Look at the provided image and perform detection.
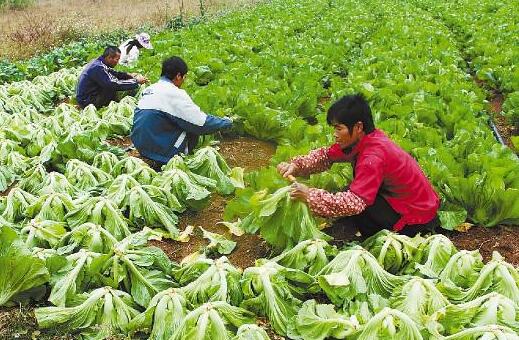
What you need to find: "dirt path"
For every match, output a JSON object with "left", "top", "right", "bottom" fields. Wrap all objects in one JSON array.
[{"left": 146, "top": 135, "right": 277, "bottom": 269}]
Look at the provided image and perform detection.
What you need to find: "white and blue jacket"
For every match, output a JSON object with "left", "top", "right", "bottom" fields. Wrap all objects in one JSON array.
[{"left": 131, "top": 77, "right": 232, "bottom": 164}]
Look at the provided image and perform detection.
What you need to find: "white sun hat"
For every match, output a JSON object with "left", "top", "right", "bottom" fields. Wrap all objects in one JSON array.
[{"left": 136, "top": 33, "right": 153, "bottom": 49}]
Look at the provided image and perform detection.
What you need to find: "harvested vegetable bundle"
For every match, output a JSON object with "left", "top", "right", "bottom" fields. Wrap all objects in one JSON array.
[
  {"left": 48, "top": 249, "right": 101, "bottom": 307},
  {"left": 18, "top": 164, "right": 47, "bottom": 194},
  {"left": 126, "top": 185, "right": 182, "bottom": 238},
  {"left": 38, "top": 172, "right": 78, "bottom": 196},
  {"left": 0, "top": 165, "right": 15, "bottom": 193},
  {"left": 65, "top": 159, "right": 113, "bottom": 191},
  {"left": 170, "top": 301, "right": 255, "bottom": 340},
  {"left": 186, "top": 146, "right": 243, "bottom": 195},
  {"left": 92, "top": 151, "right": 119, "bottom": 174},
  {"left": 426, "top": 292, "right": 519, "bottom": 336},
  {"left": 153, "top": 166, "right": 215, "bottom": 210},
  {"left": 241, "top": 261, "right": 315, "bottom": 336},
  {"left": 66, "top": 196, "right": 131, "bottom": 240},
  {"left": 404, "top": 234, "right": 458, "bottom": 278},
  {"left": 26, "top": 192, "right": 75, "bottom": 221},
  {"left": 270, "top": 238, "right": 337, "bottom": 276},
  {"left": 389, "top": 277, "right": 449, "bottom": 325},
  {"left": 127, "top": 288, "right": 190, "bottom": 340},
  {"left": 317, "top": 247, "right": 407, "bottom": 306},
  {"left": 362, "top": 230, "right": 422, "bottom": 274},
  {"left": 1, "top": 187, "right": 36, "bottom": 222},
  {"left": 91, "top": 230, "right": 174, "bottom": 307},
  {"left": 438, "top": 249, "right": 484, "bottom": 289},
  {"left": 240, "top": 186, "right": 331, "bottom": 252},
  {"left": 35, "top": 286, "right": 140, "bottom": 338},
  {"left": 288, "top": 299, "right": 360, "bottom": 340},
  {"left": 57, "top": 223, "right": 118, "bottom": 254},
  {"left": 356, "top": 307, "right": 423, "bottom": 339},
  {"left": 174, "top": 256, "right": 242, "bottom": 306},
  {"left": 20, "top": 219, "right": 67, "bottom": 248},
  {"left": 438, "top": 252, "right": 519, "bottom": 304}
]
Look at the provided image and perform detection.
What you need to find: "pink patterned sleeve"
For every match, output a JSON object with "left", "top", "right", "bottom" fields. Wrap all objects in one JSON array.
[
  {"left": 291, "top": 147, "right": 333, "bottom": 177},
  {"left": 307, "top": 188, "right": 367, "bottom": 218}
]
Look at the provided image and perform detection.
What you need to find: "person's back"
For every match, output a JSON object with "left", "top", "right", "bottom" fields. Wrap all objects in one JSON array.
[
  {"left": 131, "top": 56, "right": 232, "bottom": 168},
  {"left": 119, "top": 33, "right": 153, "bottom": 67}
]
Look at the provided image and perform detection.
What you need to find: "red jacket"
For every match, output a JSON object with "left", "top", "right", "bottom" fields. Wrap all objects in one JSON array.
[{"left": 326, "top": 129, "right": 440, "bottom": 231}]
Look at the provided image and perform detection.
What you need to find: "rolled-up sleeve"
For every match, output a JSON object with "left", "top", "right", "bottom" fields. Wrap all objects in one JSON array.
[
  {"left": 290, "top": 147, "right": 333, "bottom": 177},
  {"left": 307, "top": 189, "right": 367, "bottom": 217}
]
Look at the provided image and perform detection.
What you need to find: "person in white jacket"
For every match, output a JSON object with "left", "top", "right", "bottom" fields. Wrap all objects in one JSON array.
[{"left": 118, "top": 33, "right": 153, "bottom": 66}]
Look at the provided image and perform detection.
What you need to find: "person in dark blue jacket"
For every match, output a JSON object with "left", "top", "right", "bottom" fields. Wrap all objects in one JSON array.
[
  {"left": 76, "top": 46, "right": 148, "bottom": 109},
  {"left": 131, "top": 56, "right": 232, "bottom": 169}
]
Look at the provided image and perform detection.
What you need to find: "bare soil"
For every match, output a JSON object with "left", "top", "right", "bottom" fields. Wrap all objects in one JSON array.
[
  {"left": 147, "top": 135, "right": 276, "bottom": 269},
  {"left": 325, "top": 221, "right": 519, "bottom": 266},
  {"left": 472, "top": 77, "right": 517, "bottom": 151}
]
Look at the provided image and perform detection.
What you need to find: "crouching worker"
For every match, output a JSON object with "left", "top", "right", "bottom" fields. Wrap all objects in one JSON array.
[
  {"left": 278, "top": 94, "right": 440, "bottom": 237},
  {"left": 131, "top": 56, "right": 232, "bottom": 170},
  {"left": 76, "top": 46, "right": 148, "bottom": 109}
]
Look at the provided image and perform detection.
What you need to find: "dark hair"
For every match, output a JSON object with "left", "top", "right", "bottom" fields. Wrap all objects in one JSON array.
[
  {"left": 161, "top": 56, "right": 188, "bottom": 80},
  {"left": 326, "top": 94, "right": 375, "bottom": 134},
  {"left": 102, "top": 46, "right": 121, "bottom": 58}
]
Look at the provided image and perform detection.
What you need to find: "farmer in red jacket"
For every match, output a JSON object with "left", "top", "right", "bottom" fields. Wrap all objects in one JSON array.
[{"left": 278, "top": 94, "right": 440, "bottom": 237}]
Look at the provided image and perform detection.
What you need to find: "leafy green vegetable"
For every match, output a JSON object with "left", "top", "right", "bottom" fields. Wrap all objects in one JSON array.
[
  {"left": 175, "top": 256, "right": 242, "bottom": 306},
  {"left": 20, "top": 219, "right": 67, "bottom": 248},
  {"left": 17, "top": 164, "right": 47, "bottom": 194},
  {"left": 317, "top": 247, "right": 406, "bottom": 306},
  {"left": 241, "top": 261, "right": 314, "bottom": 336},
  {"left": 426, "top": 292, "right": 519, "bottom": 336},
  {"left": 126, "top": 185, "right": 181, "bottom": 238},
  {"left": 240, "top": 186, "right": 331, "bottom": 252},
  {"left": 270, "top": 238, "right": 337, "bottom": 276},
  {"left": 356, "top": 307, "right": 423, "bottom": 339},
  {"left": 153, "top": 167, "right": 215, "bottom": 210},
  {"left": 26, "top": 192, "right": 75, "bottom": 221},
  {"left": 66, "top": 196, "right": 132, "bottom": 240},
  {"left": 438, "top": 250, "right": 484, "bottom": 289},
  {"left": 92, "top": 151, "right": 120, "bottom": 174},
  {"left": 48, "top": 249, "right": 100, "bottom": 307},
  {"left": 405, "top": 234, "right": 458, "bottom": 278},
  {"left": 91, "top": 230, "right": 174, "bottom": 307},
  {"left": 65, "top": 159, "right": 113, "bottom": 191},
  {"left": 1, "top": 187, "right": 36, "bottom": 222},
  {"left": 127, "top": 288, "right": 190, "bottom": 340},
  {"left": 35, "top": 286, "right": 140, "bottom": 337},
  {"left": 0, "top": 165, "right": 15, "bottom": 193},
  {"left": 200, "top": 227, "right": 237, "bottom": 255},
  {"left": 233, "top": 324, "right": 270, "bottom": 340},
  {"left": 390, "top": 277, "right": 449, "bottom": 325},
  {"left": 0, "top": 225, "right": 49, "bottom": 306},
  {"left": 438, "top": 252, "right": 519, "bottom": 304},
  {"left": 186, "top": 146, "right": 237, "bottom": 195},
  {"left": 363, "top": 230, "right": 422, "bottom": 274},
  {"left": 57, "top": 223, "right": 118, "bottom": 254},
  {"left": 38, "top": 172, "right": 78, "bottom": 196},
  {"left": 288, "top": 299, "right": 360, "bottom": 340},
  {"left": 170, "top": 301, "right": 255, "bottom": 340}
]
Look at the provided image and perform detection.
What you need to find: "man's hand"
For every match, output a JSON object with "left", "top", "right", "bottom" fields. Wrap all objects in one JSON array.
[
  {"left": 290, "top": 182, "right": 310, "bottom": 202},
  {"left": 134, "top": 74, "right": 149, "bottom": 84},
  {"left": 277, "top": 162, "right": 297, "bottom": 179}
]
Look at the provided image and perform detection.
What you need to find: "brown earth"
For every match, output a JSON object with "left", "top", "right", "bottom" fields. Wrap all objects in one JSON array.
[
  {"left": 147, "top": 135, "right": 276, "bottom": 269},
  {"left": 472, "top": 77, "right": 517, "bottom": 151},
  {"left": 324, "top": 221, "right": 519, "bottom": 266}
]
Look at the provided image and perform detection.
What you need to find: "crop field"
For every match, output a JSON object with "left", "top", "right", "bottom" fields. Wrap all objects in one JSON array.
[{"left": 0, "top": 0, "right": 518, "bottom": 339}]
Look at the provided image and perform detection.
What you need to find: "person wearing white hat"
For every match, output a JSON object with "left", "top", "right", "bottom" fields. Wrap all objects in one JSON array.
[{"left": 118, "top": 32, "right": 153, "bottom": 66}]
